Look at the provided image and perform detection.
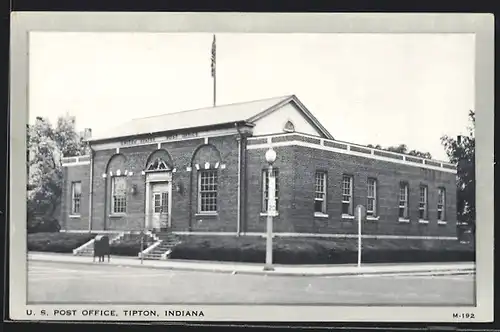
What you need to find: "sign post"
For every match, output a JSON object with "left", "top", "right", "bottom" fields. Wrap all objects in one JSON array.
[
  {"left": 354, "top": 205, "right": 366, "bottom": 268},
  {"left": 140, "top": 230, "right": 144, "bottom": 265}
]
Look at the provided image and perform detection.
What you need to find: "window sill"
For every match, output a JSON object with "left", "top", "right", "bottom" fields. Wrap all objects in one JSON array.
[
  {"left": 437, "top": 220, "right": 447, "bottom": 225},
  {"left": 418, "top": 219, "right": 429, "bottom": 224},
  {"left": 195, "top": 212, "right": 218, "bottom": 218},
  {"left": 260, "top": 212, "right": 279, "bottom": 217},
  {"left": 398, "top": 218, "right": 410, "bottom": 223},
  {"left": 342, "top": 214, "right": 355, "bottom": 220},
  {"left": 366, "top": 216, "right": 379, "bottom": 221},
  {"left": 314, "top": 212, "right": 329, "bottom": 218},
  {"left": 109, "top": 214, "right": 127, "bottom": 218},
  {"left": 69, "top": 215, "right": 81, "bottom": 219}
]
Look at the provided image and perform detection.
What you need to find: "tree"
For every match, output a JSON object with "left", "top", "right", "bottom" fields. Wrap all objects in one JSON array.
[
  {"left": 386, "top": 144, "right": 408, "bottom": 154},
  {"left": 407, "top": 150, "right": 433, "bottom": 159},
  {"left": 27, "top": 114, "right": 87, "bottom": 232},
  {"left": 441, "top": 110, "right": 475, "bottom": 228},
  {"left": 367, "top": 143, "right": 432, "bottom": 159}
]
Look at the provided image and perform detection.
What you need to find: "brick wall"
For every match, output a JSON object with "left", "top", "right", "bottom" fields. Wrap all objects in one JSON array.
[
  {"left": 63, "top": 131, "right": 457, "bottom": 238},
  {"left": 61, "top": 164, "right": 90, "bottom": 230},
  {"left": 244, "top": 144, "right": 457, "bottom": 237},
  {"left": 189, "top": 135, "right": 240, "bottom": 232},
  {"left": 64, "top": 134, "right": 241, "bottom": 232},
  {"left": 245, "top": 146, "right": 296, "bottom": 233}
]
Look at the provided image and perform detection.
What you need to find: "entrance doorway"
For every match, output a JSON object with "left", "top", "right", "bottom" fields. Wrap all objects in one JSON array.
[
  {"left": 151, "top": 182, "right": 170, "bottom": 230},
  {"left": 145, "top": 171, "right": 172, "bottom": 231}
]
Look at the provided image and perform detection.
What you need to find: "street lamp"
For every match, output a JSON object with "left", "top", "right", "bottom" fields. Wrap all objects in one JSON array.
[{"left": 264, "top": 147, "right": 277, "bottom": 271}]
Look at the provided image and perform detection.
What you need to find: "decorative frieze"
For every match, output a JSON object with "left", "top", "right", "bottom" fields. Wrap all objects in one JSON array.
[{"left": 247, "top": 133, "right": 457, "bottom": 173}]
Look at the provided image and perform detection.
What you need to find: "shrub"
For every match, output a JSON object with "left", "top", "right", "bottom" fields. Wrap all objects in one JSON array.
[
  {"left": 110, "top": 234, "right": 155, "bottom": 256},
  {"left": 28, "top": 232, "right": 94, "bottom": 253},
  {"left": 169, "top": 236, "right": 475, "bottom": 264},
  {"left": 27, "top": 215, "right": 61, "bottom": 234},
  {"left": 28, "top": 232, "right": 475, "bottom": 263},
  {"left": 28, "top": 231, "right": 158, "bottom": 256}
]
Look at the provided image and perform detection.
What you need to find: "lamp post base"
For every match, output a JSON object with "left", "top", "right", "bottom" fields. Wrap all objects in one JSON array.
[{"left": 263, "top": 265, "right": 275, "bottom": 271}]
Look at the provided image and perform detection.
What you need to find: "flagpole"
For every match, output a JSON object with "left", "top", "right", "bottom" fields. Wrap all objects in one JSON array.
[
  {"left": 211, "top": 34, "right": 217, "bottom": 107},
  {"left": 213, "top": 66, "right": 216, "bottom": 107}
]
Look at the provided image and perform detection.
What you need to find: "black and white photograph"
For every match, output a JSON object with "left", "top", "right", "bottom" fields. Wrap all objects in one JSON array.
[{"left": 9, "top": 12, "right": 494, "bottom": 322}]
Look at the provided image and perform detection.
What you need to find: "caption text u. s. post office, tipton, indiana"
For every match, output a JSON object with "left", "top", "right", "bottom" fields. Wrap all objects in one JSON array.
[{"left": 60, "top": 95, "right": 458, "bottom": 243}]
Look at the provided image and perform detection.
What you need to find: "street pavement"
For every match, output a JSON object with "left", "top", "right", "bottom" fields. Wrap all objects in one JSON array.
[{"left": 28, "top": 260, "right": 475, "bottom": 305}]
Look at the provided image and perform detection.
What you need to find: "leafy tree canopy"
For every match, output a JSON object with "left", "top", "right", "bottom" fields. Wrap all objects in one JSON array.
[
  {"left": 441, "top": 110, "right": 475, "bottom": 227},
  {"left": 27, "top": 114, "right": 87, "bottom": 232},
  {"left": 366, "top": 143, "right": 433, "bottom": 159}
]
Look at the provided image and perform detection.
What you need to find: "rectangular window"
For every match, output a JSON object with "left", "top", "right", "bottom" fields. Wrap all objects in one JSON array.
[
  {"left": 154, "top": 192, "right": 169, "bottom": 214},
  {"left": 153, "top": 193, "right": 162, "bottom": 213},
  {"left": 314, "top": 171, "right": 327, "bottom": 214},
  {"left": 262, "top": 169, "right": 279, "bottom": 213},
  {"left": 71, "top": 181, "right": 81, "bottom": 215},
  {"left": 367, "top": 178, "right": 377, "bottom": 216},
  {"left": 342, "top": 175, "right": 353, "bottom": 216},
  {"left": 112, "top": 176, "right": 127, "bottom": 214},
  {"left": 161, "top": 192, "right": 168, "bottom": 214},
  {"left": 437, "top": 187, "right": 446, "bottom": 221},
  {"left": 399, "top": 183, "right": 409, "bottom": 219},
  {"left": 198, "top": 170, "right": 218, "bottom": 213},
  {"left": 419, "top": 185, "right": 428, "bottom": 220}
]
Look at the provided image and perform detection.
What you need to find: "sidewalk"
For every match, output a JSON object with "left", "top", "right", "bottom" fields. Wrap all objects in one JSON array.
[{"left": 28, "top": 252, "right": 475, "bottom": 277}]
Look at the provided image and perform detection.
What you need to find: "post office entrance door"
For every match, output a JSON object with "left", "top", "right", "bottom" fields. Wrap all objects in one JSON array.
[{"left": 150, "top": 182, "right": 171, "bottom": 230}]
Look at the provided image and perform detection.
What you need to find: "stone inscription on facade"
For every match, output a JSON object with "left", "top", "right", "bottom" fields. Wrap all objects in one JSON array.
[{"left": 121, "top": 132, "right": 199, "bottom": 146}]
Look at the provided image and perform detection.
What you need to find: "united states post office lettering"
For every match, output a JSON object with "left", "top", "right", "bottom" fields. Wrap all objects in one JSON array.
[{"left": 53, "top": 309, "right": 78, "bottom": 316}]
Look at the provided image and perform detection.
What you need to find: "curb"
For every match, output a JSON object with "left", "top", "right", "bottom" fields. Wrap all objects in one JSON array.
[{"left": 28, "top": 257, "right": 475, "bottom": 277}]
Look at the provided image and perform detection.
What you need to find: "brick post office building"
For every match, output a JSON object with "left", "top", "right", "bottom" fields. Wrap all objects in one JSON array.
[{"left": 61, "top": 95, "right": 458, "bottom": 240}]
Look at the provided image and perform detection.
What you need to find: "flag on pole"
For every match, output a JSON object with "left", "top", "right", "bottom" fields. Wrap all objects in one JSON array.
[{"left": 211, "top": 34, "right": 216, "bottom": 77}]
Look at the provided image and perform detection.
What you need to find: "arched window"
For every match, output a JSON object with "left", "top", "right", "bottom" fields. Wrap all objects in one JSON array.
[
  {"left": 284, "top": 120, "right": 295, "bottom": 133},
  {"left": 191, "top": 144, "right": 223, "bottom": 214},
  {"left": 191, "top": 144, "right": 222, "bottom": 167},
  {"left": 105, "top": 154, "right": 128, "bottom": 215}
]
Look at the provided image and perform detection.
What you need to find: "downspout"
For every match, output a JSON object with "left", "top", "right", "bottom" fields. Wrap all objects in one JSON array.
[
  {"left": 188, "top": 157, "right": 193, "bottom": 232},
  {"left": 103, "top": 164, "right": 107, "bottom": 231},
  {"left": 235, "top": 123, "right": 243, "bottom": 236},
  {"left": 242, "top": 135, "right": 248, "bottom": 234},
  {"left": 88, "top": 147, "right": 94, "bottom": 232}
]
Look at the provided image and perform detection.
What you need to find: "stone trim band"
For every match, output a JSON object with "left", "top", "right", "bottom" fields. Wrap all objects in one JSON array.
[{"left": 248, "top": 133, "right": 457, "bottom": 174}]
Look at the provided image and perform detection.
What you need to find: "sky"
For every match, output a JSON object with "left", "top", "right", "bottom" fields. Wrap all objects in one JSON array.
[{"left": 29, "top": 32, "right": 475, "bottom": 161}]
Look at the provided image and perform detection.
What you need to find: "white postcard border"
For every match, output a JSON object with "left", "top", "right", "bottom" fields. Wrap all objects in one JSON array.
[{"left": 9, "top": 12, "right": 494, "bottom": 322}]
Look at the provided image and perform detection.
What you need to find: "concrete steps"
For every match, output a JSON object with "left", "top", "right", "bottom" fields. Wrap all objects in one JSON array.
[
  {"left": 141, "top": 232, "right": 182, "bottom": 260},
  {"left": 73, "top": 231, "right": 180, "bottom": 260},
  {"left": 73, "top": 232, "right": 135, "bottom": 257}
]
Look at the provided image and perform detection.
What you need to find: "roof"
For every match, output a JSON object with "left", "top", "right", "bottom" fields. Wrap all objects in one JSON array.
[{"left": 89, "top": 95, "right": 334, "bottom": 142}]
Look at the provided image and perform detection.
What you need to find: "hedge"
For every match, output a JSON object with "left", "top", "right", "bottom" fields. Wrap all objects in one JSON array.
[
  {"left": 169, "top": 236, "right": 475, "bottom": 264},
  {"left": 110, "top": 235, "right": 155, "bottom": 256},
  {"left": 28, "top": 232, "right": 95, "bottom": 253},
  {"left": 27, "top": 216, "right": 61, "bottom": 234},
  {"left": 28, "top": 232, "right": 156, "bottom": 256},
  {"left": 28, "top": 233, "right": 475, "bottom": 264}
]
